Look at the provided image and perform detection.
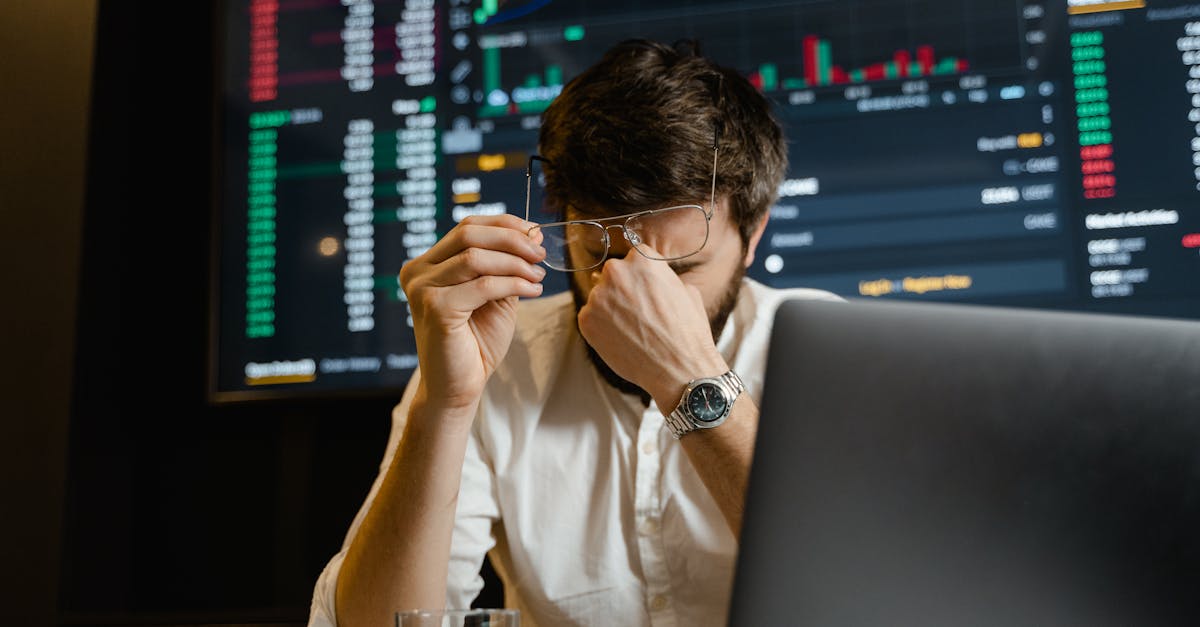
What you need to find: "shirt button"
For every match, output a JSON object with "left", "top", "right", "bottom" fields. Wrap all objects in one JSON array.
[
  {"left": 640, "top": 518, "right": 659, "bottom": 535},
  {"left": 640, "top": 439, "right": 656, "bottom": 455},
  {"left": 650, "top": 594, "right": 669, "bottom": 611}
]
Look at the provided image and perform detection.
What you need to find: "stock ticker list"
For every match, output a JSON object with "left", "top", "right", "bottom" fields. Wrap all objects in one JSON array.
[{"left": 215, "top": 0, "right": 1200, "bottom": 396}]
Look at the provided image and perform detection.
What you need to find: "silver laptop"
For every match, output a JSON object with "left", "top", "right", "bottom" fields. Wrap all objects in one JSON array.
[{"left": 728, "top": 298, "right": 1200, "bottom": 626}]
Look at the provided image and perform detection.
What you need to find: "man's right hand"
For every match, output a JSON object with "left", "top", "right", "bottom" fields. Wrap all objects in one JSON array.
[
  {"left": 399, "top": 214, "right": 546, "bottom": 416},
  {"left": 337, "top": 214, "right": 544, "bottom": 624}
]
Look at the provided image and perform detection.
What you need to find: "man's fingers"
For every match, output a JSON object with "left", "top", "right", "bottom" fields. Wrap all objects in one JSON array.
[
  {"left": 437, "top": 275, "right": 544, "bottom": 312},
  {"left": 424, "top": 215, "right": 543, "bottom": 265},
  {"left": 425, "top": 247, "right": 546, "bottom": 287},
  {"left": 632, "top": 241, "right": 662, "bottom": 259}
]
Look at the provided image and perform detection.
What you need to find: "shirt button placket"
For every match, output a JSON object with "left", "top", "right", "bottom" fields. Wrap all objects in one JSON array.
[{"left": 635, "top": 410, "right": 675, "bottom": 626}]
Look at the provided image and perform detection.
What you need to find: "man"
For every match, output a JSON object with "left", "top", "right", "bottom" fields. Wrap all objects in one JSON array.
[{"left": 309, "top": 39, "right": 840, "bottom": 626}]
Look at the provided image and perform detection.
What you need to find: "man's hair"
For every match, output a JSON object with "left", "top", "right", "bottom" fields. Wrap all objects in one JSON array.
[{"left": 537, "top": 38, "right": 788, "bottom": 246}]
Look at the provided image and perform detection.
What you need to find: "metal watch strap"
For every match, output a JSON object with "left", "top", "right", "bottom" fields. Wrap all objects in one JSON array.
[{"left": 665, "top": 370, "right": 745, "bottom": 439}]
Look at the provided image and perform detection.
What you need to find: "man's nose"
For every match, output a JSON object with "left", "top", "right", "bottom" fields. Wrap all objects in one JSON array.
[{"left": 603, "top": 224, "right": 634, "bottom": 258}]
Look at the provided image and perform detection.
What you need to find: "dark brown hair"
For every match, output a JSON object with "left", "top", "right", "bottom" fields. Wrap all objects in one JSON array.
[{"left": 537, "top": 38, "right": 787, "bottom": 245}]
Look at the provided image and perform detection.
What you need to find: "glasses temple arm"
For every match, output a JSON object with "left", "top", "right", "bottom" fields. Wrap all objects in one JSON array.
[
  {"left": 524, "top": 160, "right": 534, "bottom": 223},
  {"left": 708, "top": 143, "right": 718, "bottom": 218},
  {"left": 526, "top": 155, "right": 553, "bottom": 223}
]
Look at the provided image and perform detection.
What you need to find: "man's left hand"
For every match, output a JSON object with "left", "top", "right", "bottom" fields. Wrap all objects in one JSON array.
[{"left": 576, "top": 245, "right": 728, "bottom": 406}]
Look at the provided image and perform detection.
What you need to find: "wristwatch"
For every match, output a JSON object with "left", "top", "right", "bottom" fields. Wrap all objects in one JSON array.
[{"left": 664, "top": 370, "right": 745, "bottom": 439}]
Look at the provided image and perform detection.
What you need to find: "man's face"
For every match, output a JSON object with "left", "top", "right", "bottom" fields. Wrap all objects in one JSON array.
[{"left": 567, "top": 199, "right": 760, "bottom": 399}]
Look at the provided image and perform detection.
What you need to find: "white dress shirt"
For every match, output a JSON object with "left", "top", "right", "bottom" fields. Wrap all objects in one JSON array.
[{"left": 308, "top": 278, "right": 842, "bottom": 627}]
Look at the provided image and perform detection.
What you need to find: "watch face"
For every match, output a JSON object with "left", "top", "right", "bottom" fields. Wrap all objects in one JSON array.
[{"left": 687, "top": 382, "right": 728, "bottom": 423}]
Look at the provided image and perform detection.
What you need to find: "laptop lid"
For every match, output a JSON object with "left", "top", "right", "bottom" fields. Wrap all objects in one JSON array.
[{"left": 728, "top": 298, "right": 1200, "bottom": 626}]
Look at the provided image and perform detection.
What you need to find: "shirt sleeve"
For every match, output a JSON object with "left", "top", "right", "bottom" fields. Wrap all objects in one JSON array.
[{"left": 307, "top": 367, "right": 501, "bottom": 625}]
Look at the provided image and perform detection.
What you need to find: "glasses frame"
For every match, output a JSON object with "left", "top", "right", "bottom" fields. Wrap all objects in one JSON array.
[{"left": 524, "top": 129, "right": 720, "bottom": 272}]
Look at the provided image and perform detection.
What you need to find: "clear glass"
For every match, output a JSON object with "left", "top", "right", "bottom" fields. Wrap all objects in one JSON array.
[
  {"left": 396, "top": 608, "right": 520, "bottom": 627},
  {"left": 533, "top": 204, "right": 710, "bottom": 271},
  {"left": 523, "top": 133, "right": 720, "bottom": 272}
]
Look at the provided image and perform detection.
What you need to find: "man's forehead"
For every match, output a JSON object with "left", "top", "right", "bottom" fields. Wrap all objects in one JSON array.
[
  {"left": 564, "top": 201, "right": 700, "bottom": 220},
  {"left": 565, "top": 203, "right": 642, "bottom": 220}
]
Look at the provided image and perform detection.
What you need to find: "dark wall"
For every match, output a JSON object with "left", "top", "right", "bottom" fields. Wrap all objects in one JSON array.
[
  {"left": 0, "top": 0, "right": 95, "bottom": 625},
  {"left": 55, "top": 3, "right": 399, "bottom": 625}
]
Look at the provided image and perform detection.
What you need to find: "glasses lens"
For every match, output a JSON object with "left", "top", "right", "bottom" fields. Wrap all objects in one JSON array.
[
  {"left": 624, "top": 205, "right": 710, "bottom": 260},
  {"left": 534, "top": 221, "right": 608, "bottom": 271}
]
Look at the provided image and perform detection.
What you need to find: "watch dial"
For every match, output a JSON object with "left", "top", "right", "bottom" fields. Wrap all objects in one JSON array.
[{"left": 687, "top": 382, "right": 728, "bottom": 423}]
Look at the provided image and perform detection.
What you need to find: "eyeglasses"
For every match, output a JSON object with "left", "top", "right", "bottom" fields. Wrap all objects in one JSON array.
[{"left": 524, "top": 136, "right": 719, "bottom": 272}]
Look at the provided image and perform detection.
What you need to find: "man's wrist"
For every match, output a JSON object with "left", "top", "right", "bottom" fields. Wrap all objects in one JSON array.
[
  {"left": 662, "top": 370, "right": 745, "bottom": 439},
  {"left": 410, "top": 383, "right": 480, "bottom": 432},
  {"left": 648, "top": 350, "right": 730, "bottom": 409}
]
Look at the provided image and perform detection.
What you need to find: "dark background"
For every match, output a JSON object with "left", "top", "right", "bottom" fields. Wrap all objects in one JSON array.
[
  {"left": 2, "top": 2, "right": 505, "bottom": 625},
  {"left": 1, "top": 0, "right": 95, "bottom": 623}
]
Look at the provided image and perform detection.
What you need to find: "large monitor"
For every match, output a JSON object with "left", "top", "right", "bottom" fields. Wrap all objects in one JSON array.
[{"left": 212, "top": 0, "right": 1200, "bottom": 402}]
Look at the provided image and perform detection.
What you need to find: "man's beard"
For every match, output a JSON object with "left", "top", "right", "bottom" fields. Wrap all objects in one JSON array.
[{"left": 570, "top": 264, "right": 746, "bottom": 406}]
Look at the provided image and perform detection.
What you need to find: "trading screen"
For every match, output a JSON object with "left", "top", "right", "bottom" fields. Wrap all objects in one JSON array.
[{"left": 213, "top": 0, "right": 1200, "bottom": 400}]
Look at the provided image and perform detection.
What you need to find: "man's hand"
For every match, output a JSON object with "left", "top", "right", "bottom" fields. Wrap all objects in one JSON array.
[
  {"left": 399, "top": 214, "right": 546, "bottom": 415},
  {"left": 576, "top": 245, "right": 727, "bottom": 407}
]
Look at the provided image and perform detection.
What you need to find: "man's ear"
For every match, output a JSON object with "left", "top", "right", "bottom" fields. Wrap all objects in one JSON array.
[{"left": 743, "top": 212, "right": 770, "bottom": 268}]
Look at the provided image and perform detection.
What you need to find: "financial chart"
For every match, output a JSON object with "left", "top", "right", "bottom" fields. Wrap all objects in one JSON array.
[{"left": 213, "top": 0, "right": 1200, "bottom": 399}]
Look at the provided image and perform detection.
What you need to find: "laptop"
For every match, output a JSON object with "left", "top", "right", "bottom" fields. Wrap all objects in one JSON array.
[{"left": 728, "top": 298, "right": 1200, "bottom": 626}]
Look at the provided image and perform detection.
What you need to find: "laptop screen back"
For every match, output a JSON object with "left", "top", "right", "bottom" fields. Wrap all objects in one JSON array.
[{"left": 728, "top": 298, "right": 1200, "bottom": 627}]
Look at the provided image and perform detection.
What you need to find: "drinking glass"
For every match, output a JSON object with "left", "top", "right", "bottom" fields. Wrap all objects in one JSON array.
[{"left": 395, "top": 608, "right": 519, "bottom": 627}]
